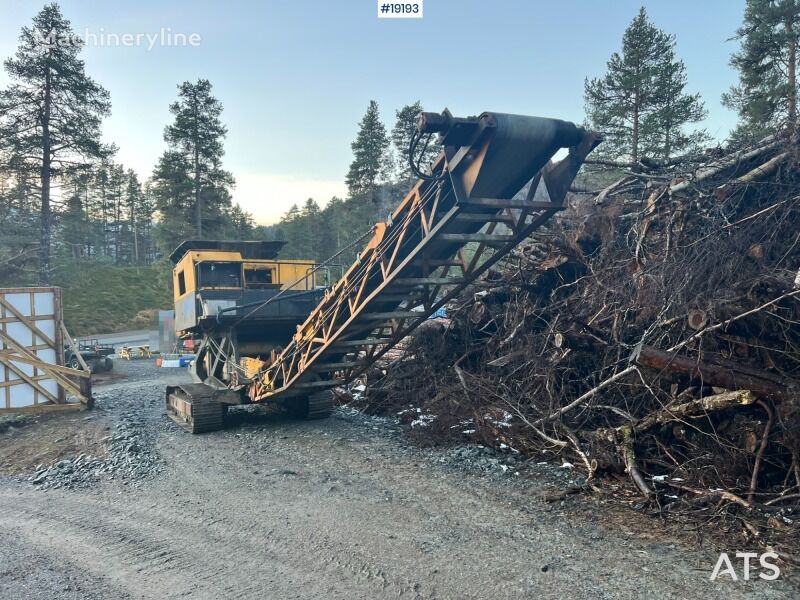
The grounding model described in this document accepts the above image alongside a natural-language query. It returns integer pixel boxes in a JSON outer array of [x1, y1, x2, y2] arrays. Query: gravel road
[[91, 329, 156, 349], [0, 361, 795, 599]]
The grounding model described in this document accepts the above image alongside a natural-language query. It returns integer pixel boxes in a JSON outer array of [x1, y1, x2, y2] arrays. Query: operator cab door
[[195, 261, 244, 321]]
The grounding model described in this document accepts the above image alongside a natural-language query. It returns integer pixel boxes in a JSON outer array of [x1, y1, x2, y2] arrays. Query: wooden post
[[80, 375, 93, 409]]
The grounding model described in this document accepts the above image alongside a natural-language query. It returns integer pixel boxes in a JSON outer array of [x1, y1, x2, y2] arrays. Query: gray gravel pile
[[335, 405, 577, 485], [29, 386, 163, 490], [427, 445, 589, 489], [334, 405, 401, 432], [431, 445, 521, 475]]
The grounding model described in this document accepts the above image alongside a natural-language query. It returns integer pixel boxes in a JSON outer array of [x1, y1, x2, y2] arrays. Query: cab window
[[244, 267, 276, 289], [197, 262, 242, 289]]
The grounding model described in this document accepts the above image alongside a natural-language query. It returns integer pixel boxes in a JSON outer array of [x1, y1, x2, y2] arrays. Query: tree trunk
[[632, 92, 640, 164], [787, 14, 797, 130], [101, 181, 108, 256], [634, 389, 757, 433], [39, 66, 52, 285], [115, 192, 121, 263], [632, 344, 795, 401], [194, 148, 201, 237], [553, 330, 602, 351], [192, 89, 202, 237], [132, 208, 139, 264]]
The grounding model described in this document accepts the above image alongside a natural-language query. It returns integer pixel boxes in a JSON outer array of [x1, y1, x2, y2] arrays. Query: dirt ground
[[0, 360, 796, 599], [0, 410, 110, 474]]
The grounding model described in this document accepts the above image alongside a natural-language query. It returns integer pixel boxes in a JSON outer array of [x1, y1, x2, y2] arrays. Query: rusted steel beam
[[438, 233, 516, 243], [331, 338, 393, 348], [360, 311, 421, 320], [292, 379, 344, 390], [310, 360, 370, 372], [393, 277, 465, 286], [460, 198, 562, 210], [453, 213, 517, 224]]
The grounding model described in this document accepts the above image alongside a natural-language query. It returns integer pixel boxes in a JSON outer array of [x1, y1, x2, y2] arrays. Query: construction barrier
[[0, 287, 91, 413]]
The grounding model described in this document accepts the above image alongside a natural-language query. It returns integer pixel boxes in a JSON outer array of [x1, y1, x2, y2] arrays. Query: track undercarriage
[[166, 384, 230, 433], [166, 380, 334, 434]]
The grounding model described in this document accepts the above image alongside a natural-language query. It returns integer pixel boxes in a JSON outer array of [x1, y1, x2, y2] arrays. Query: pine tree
[[645, 46, 708, 159], [0, 3, 110, 283], [0, 153, 39, 282], [95, 160, 111, 256], [345, 100, 390, 198], [584, 7, 706, 162], [61, 192, 86, 260], [300, 197, 321, 260], [392, 101, 439, 185], [61, 163, 94, 257], [318, 196, 345, 263], [224, 204, 255, 240], [1, 152, 36, 212], [277, 203, 302, 258], [108, 164, 125, 262], [136, 177, 156, 264], [124, 169, 145, 264], [164, 79, 233, 237], [149, 150, 196, 253], [723, 0, 800, 137]]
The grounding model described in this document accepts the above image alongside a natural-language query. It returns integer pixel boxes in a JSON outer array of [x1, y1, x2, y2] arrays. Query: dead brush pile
[[355, 134, 800, 562]]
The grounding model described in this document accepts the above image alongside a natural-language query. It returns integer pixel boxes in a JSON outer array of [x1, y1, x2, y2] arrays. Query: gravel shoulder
[[0, 360, 796, 599]]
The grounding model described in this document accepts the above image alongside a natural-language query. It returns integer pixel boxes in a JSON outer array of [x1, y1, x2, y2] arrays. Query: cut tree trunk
[[584, 390, 757, 473], [714, 152, 789, 200], [620, 424, 652, 497], [634, 389, 757, 433], [553, 330, 602, 350], [632, 345, 793, 401]]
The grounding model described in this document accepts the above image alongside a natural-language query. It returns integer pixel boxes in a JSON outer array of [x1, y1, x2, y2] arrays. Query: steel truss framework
[[248, 123, 600, 403]]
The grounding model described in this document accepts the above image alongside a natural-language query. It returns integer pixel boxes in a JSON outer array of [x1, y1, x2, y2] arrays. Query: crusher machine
[[166, 109, 601, 432]]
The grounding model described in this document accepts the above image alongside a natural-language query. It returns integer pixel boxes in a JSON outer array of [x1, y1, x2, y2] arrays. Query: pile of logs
[[356, 133, 800, 563]]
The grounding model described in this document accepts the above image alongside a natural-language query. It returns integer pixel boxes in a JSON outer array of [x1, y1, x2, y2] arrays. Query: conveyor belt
[[248, 111, 601, 403]]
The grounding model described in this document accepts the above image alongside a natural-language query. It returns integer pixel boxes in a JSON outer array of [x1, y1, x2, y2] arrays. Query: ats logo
[[710, 552, 781, 582]]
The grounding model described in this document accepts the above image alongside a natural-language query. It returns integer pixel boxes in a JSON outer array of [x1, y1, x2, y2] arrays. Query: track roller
[[166, 384, 227, 433], [286, 391, 335, 420]]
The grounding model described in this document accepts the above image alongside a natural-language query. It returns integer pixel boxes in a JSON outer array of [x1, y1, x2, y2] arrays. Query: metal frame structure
[[248, 111, 601, 403], [0, 286, 92, 413]]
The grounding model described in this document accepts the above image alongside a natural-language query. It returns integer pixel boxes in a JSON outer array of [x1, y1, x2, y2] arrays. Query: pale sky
[[0, 0, 745, 224]]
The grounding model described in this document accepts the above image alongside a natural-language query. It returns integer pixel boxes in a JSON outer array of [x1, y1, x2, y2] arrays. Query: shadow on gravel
[[223, 404, 303, 429]]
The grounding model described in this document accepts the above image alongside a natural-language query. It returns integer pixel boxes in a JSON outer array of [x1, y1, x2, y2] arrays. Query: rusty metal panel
[[174, 293, 198, 334]]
